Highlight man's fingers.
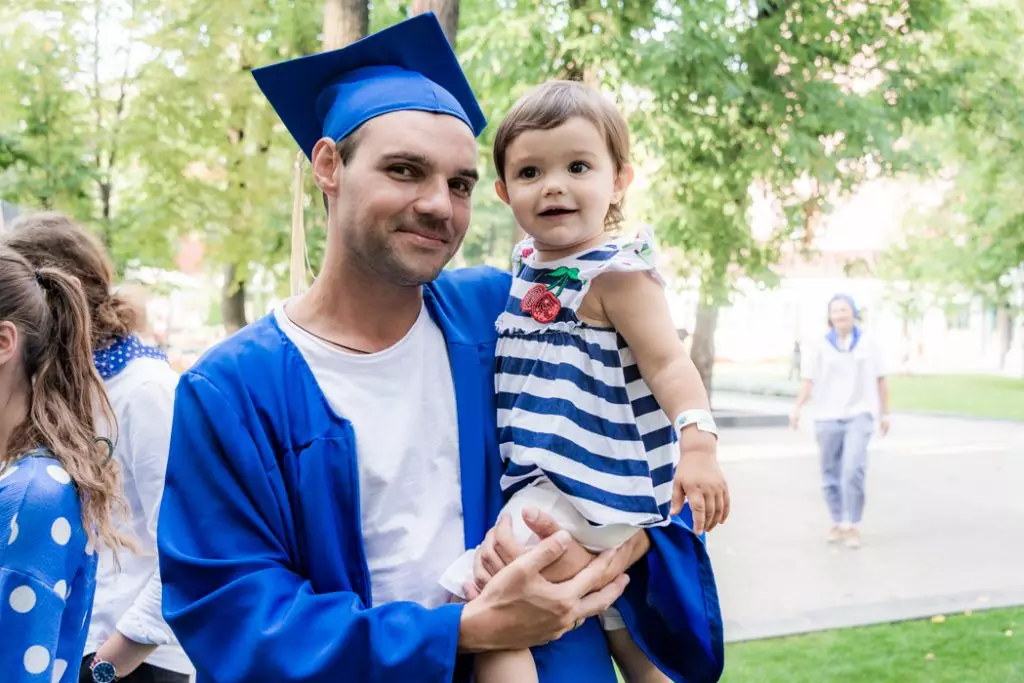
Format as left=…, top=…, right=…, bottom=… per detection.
left=516, top=530, right=571, bottom=574
left=670, top=481, right=684, bottom=517
left=601, top=542, right=632, bottom=581
left=474, top=550, right=496, bottom=586
left=690, top=491, right=706, bottom=535
left=493, top=513, right=522, bottom=566
left=521, top=506, right=561, bottom=540
left=463, top=581, right=481, bottom=601
left=561, top=546, right=623, bottom=598
left=575, top=574, right=630, bottom=620
left=479, top=542, right=504, bottom=575
left=473, top=528, right=499, bottom=585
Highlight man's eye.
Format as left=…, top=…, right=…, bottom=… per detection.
left=390, top=165, right=416, bottom=177
left=568, top=161, right=590, bottom=174
left=450, top=179, right=472, bottom=195
left=518, top=167, right=539, bottom=179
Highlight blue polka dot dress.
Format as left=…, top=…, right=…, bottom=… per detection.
left=0, top=452, right=97, bottom=682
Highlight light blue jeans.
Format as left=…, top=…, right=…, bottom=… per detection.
left=814, top=412, right=874, bottom=524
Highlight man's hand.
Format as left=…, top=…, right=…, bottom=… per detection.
left=468, top=510, right=591, bottom=594
left=466, top=507, right=647, bottom=597
left=672, top=440, right=730, bottom=535
left=457, top=530, right=630, bottom=653
left=879, top=415, right=891, bottom=437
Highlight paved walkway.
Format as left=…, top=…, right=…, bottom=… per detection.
left=708, top=393, right=1024, bottom=642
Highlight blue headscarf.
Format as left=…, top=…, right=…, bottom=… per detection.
left=825, top=294, right=861, bottom=352
left=93, top=335, right=168, bottom=380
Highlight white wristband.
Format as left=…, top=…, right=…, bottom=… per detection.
left=674, top=409, right=719, bottom=439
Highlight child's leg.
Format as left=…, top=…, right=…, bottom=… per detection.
left=606, top=628, right=670, bottom=683
left=474, top=648, right=538, bottom=683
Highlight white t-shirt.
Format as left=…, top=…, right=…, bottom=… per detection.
left=802, top=331, right=887, bottom=422
left=275, top=304, right=465, bottom=608
left=88, top=358, right=193, bottom=675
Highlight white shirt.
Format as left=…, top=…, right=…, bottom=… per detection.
left=88, top=357, right=193, bottom=674
left=275, top=304, right=465, bottom=608
left=802, top=330, right=886, bottom=422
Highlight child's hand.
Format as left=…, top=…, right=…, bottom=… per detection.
left=672, top=445, right=730, bottom=535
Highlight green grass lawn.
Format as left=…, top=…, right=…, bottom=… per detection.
left=719, top=607, right=1024, bottom=683
left=888, top=374, right=1024, bottom=421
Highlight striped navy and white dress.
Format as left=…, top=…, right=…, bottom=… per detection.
left=496, top=231, right=677, bottom=530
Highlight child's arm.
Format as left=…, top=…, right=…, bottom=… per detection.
left=585, top=270, right=730, bottom=534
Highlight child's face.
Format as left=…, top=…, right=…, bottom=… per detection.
left=496, top=117, right=632, bottom=253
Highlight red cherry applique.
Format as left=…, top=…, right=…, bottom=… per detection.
left=519, top=266, right=582, bottom=324
left=531, top=291, right=562, bottom=323
left=520, top=284, right=547, bottom=312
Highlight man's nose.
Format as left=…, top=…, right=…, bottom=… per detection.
left=414, top=177, right=454, bottom=221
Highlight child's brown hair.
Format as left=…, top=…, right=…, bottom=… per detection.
left=0, top=245, right=132, bottom=557
left=493, top=80, right=631, bottom=229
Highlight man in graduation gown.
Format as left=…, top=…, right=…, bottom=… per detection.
left=158, top=12, right=724, bottom=683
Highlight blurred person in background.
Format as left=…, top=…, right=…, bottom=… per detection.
left=0, top=245, right=133, bottom=682
left=789, top=294, right=890, bottom=549
left=3, top=213, right=193, bottom=683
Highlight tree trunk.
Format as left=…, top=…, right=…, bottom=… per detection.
left=690, top=299, right=719, bottom=400
left=412, top=0, right=459, bottom=48
left=221, top=263, right=247, bottom=333
left=99, top=181, right=114, bottom=250
left=996, top=304, right=1012, bottom=370
left=690, top=261, right=729, bottom=402
left=412, top=0, right=463, bottom=266
left=561, top=0, right=587, bottom=81
left=323, top=0, right=368, bottom=50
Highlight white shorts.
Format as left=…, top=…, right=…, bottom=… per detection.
left=439, top=480, right=637, bottom=630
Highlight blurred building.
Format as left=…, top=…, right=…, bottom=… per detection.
left=666, top=177, right=1022, bottom=377
left=0, top=199, right=19, bottom=230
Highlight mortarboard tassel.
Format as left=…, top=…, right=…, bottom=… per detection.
left=290, top=150, right=309, bottom=296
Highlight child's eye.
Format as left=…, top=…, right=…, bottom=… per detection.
left=568, top=161, right=590, bottom=174
left=518, top=166, right=540, bottom=179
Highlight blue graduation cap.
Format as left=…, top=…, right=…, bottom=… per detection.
left=252, top=12, right=487, bottom=161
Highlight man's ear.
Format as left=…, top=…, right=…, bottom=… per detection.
left=494, top=179, right=510, bottom=205
left=311, top=137, right=341, bottom=198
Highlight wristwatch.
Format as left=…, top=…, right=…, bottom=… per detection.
left=674, top=409, right=720, bottom=439
left=90, top=656, right=118, bottom=683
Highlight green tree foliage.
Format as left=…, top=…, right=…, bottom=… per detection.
left=628, top=0, right=952, bottom=388
left=0, top=8, right=93, bottom=218
left=133, top=0, right=324, bottom=328
left=882, top=0, right=1024, bottom=309
left=456, top=0, right=952, bottom=389
left=4, top=0, right=1006, bottom=384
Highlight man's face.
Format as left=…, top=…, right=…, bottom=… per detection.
left=331, top=111, right=479, bottom=286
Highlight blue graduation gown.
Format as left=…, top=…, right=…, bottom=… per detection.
left=158, top=266, right=724, bottom=683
